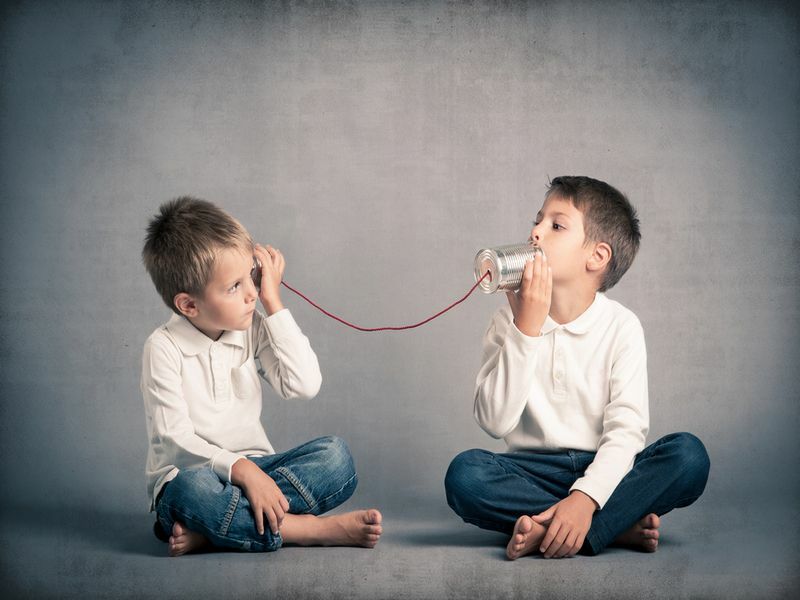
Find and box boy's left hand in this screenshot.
[254,243,285,315]
[532,490,598,558]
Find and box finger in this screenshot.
[532,253,543,288]
[276,252,286,277]
[280,496,290,513]
[274,505,285,525]
[536,253,548,295]
[545,527,568,559]
[531,506,556,524]
[520,260,534,294]
[545,264,553,299]
[557,531,578,558]
[253,245,269,264]
[253,505,265,536]
[539,521,561,556]
[265,507,279,535]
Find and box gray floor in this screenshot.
[1,500,797,599]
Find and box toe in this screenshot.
[642,514,659,529]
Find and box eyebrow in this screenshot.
[223,263,254,287]
[536,211,572,220]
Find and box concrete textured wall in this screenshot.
[1,0,797,516]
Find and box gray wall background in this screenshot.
[1,0,797,518]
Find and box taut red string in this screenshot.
[280,271,491,332]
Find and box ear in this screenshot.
[174,292,200,318]
[587,241,612,274]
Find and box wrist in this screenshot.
[231,457,256,487]
[570,490,599,512]
[260,295,284,315]
[514,317,543,337]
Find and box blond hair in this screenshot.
[142,196,253,313]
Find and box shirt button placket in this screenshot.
[553,329,566,394]
[211,344,227,403]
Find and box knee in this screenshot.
[169,467,224,499]
[158,467,224,520]
[668,432,711,485]
[444,449,490,514]
[315,435,356,486]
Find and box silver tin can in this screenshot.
[473,242,545,294]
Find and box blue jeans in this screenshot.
[444,432,710,555]
[155,436,358,552]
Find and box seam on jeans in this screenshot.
[275,466,317,509]
[315,471,357,508]
[219,485,240,536]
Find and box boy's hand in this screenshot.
[254,243,285,315]
[531,491,597,558]
[231,458,290,536]
[505,252,552,337]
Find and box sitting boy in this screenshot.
[141,197,382,556]
[445,176,710,559]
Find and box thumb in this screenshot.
[531,506,556,524]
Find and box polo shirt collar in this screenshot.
[541,292,608,335]
[165,313,246,355]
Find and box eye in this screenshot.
[553,223,564,230]
[228,281,241,293]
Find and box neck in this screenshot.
[549,283,597,325]
[187,317,223,341]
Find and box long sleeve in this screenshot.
[570,319,650,508]
[141,337,243,485]
[473,307,545,438]
[253,309,322,401]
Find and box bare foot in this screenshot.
[506,515,548,560]
[168,522,211,557]
[614,513,660,552]
[281,509,383,548]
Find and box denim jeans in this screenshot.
[155,436,358,552]
[444,432,710,555]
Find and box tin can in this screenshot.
[251,257,262,289]
[473,242,545,294]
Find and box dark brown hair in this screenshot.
[547,176,641,291]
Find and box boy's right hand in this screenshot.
[505,252,552,337]
[231,458,290,536]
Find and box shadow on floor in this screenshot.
[390,521,509,548]
[1,503,166,557]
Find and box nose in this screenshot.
[529,223,542,244]
[244,275,258,303]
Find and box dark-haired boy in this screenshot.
[445,176,710,558]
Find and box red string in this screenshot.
[280,271,491,332]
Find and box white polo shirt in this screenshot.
[473,293,649,509]
[141,308,322,510]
